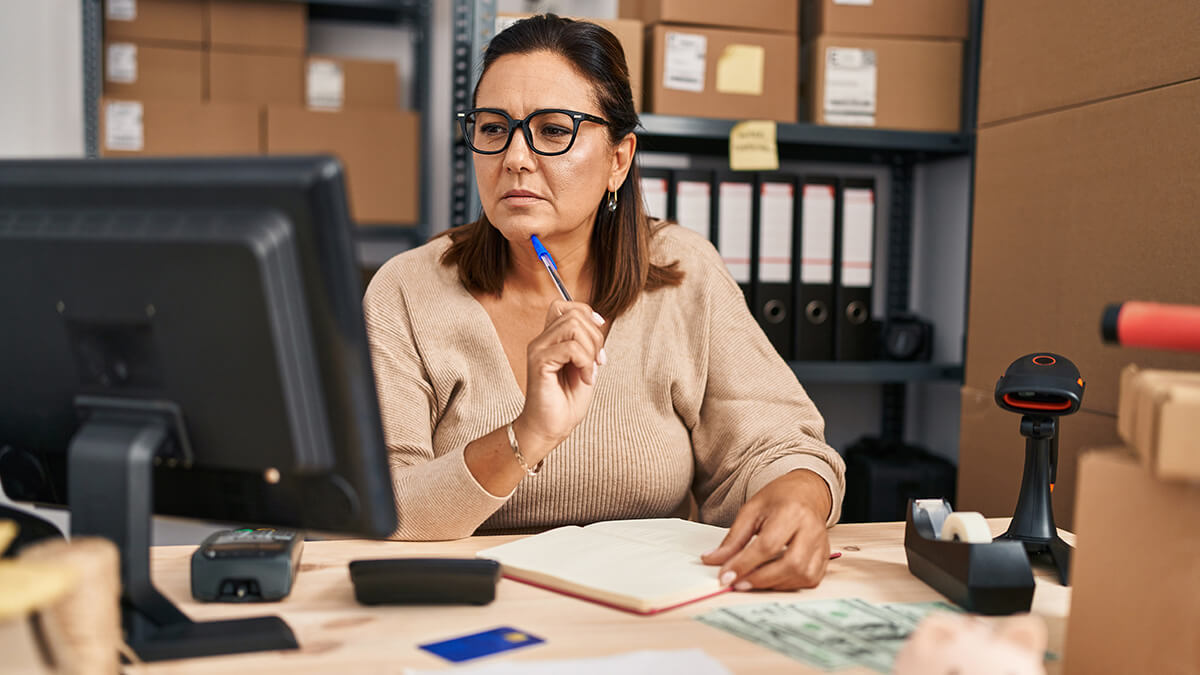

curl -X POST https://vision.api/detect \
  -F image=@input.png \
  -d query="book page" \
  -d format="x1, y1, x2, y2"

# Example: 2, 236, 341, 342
477, 522, 725, 612
582, 518, 728, 556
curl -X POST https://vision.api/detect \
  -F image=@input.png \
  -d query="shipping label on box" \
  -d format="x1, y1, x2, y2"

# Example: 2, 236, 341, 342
104, 100, 144, 152
106, 43, 138, 84
107, 0, 137, 21
307, 60, 345, 109
823, 47, 877, 126
664, 32, 707, 93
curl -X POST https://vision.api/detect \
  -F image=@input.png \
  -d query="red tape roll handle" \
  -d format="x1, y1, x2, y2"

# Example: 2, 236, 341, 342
1102, 302, 1200, 353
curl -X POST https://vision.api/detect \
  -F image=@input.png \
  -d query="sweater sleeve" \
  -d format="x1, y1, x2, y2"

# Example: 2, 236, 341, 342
362, 267, 511, 540
687, 251, 846, 528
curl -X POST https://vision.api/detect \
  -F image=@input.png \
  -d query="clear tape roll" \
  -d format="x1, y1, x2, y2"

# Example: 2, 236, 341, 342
938, 512, 992, 543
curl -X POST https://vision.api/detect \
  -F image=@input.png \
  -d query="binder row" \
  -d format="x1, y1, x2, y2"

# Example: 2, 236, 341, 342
640, 168, 877, 362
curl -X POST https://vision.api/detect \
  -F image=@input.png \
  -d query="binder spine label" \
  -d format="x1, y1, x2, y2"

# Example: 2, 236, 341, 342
801, 185, 836, 284
841, 188, 875, 288
641, 178, 669, 220
676, 180, 711, 240
824, 47, 877, 126
759, 182, 794, 283
718, 182, 753, 283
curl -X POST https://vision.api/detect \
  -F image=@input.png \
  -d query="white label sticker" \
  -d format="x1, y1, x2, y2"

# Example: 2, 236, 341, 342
641, 177, 669, 221
676, 180, 711, 240
834, 0, 873, 5
306, 60, 345, 109
106, 0, 137, 21
800, 184, 835, 284
718, 182, 753, 284
824, 47, 877, 126
106, 43, 137, 84
841, 187, 875, 287
104, 100, 144, 152
758, 182, 794, 283
664, 32, 707, 93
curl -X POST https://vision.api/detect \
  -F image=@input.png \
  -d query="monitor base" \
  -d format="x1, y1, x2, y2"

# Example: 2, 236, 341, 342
68, 400, 299, 662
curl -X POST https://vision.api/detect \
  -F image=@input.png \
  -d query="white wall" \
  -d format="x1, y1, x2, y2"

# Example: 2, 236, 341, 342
0, 0, 84, 157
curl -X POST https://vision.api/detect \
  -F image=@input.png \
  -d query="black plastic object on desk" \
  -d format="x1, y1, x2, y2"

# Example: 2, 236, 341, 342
904, 499, 1034, 616
191, 528, 303, 602
349, 558, 500, 606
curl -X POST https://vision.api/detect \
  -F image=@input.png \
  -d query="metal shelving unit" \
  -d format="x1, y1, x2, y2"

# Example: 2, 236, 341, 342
80, 0, 435, 265
449, 0, 982, 439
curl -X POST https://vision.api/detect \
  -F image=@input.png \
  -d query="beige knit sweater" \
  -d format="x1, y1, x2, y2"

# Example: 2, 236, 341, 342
363, 224, 846, 540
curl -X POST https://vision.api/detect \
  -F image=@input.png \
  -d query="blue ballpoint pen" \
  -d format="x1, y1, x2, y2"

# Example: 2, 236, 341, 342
530, 235, 573, 302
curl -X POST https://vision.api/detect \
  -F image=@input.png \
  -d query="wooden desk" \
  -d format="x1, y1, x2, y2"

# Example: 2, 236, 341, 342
133, 519, 1073, 674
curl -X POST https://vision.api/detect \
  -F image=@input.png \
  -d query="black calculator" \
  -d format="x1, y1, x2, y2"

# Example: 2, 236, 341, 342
191, 528, 303, 602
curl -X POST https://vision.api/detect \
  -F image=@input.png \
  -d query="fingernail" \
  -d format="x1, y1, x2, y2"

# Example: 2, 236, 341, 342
598, 347, 608, 365
592, 311, 605, 325
719, 571, 736, 586
734, 581, 752, 592
702, 548, 716, 558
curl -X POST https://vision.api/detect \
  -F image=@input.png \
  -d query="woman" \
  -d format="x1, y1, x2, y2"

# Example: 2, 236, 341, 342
363, 15, 845, 591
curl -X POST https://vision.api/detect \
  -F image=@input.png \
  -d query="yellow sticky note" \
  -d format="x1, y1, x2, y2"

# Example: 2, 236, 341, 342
715, 44, 765, 96
729, 120, 779, 171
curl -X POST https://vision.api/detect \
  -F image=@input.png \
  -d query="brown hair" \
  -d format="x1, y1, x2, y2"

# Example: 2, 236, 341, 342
439, 14, 683, 320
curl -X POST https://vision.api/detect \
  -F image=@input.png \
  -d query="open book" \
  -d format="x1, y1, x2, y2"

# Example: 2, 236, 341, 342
476, 518, 731, 615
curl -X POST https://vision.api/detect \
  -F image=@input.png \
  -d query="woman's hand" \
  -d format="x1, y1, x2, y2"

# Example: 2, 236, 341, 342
701, 470, 833, 591
512, 300, 607, 462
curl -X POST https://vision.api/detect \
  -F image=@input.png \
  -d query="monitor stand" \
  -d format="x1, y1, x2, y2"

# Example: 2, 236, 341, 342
68, 398, 299, 662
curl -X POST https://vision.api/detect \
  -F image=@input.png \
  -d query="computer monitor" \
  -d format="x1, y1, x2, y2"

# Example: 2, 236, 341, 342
0, 156, 398, 661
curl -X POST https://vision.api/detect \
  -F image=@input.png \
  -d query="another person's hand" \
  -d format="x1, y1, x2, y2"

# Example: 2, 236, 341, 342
513, 300, 607, 460
701, 470, 832, 591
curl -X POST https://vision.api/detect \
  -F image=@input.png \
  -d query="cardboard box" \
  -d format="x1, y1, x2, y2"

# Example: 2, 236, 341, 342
964, 78, 1200, 418
956, 385, 1119, 530
803, 0, 967, 39
978, 1, 1200, 126
495, 15, 644, 113
646, 25, 798, 123
1118, 365, 1200, 482
1063, 449, 1200, 675
305, 56, 399, 110
207, 0, 306, 53
208, 51, 303, 105
99, 98, 260, 157
804, 35, 962, 132
620, 0, 797, 34
104, 0, 204, 46
103, 41, 203, 101
265, 106, 419, 225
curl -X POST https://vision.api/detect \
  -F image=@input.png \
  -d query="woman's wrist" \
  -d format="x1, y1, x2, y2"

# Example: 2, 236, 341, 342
778, 469, 833, 522
510, 413, 560, 465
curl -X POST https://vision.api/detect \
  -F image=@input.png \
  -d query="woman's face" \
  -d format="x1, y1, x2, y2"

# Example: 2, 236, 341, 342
472, 51, 626, 243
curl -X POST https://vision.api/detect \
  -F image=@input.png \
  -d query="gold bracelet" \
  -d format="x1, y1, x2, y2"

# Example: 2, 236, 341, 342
506, 421, 544, 477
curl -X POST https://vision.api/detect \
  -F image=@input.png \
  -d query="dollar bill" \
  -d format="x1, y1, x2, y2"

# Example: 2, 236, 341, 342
695, 598, 960, 672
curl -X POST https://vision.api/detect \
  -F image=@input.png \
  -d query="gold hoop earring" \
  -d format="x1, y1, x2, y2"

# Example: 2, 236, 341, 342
606, 190, 618, 212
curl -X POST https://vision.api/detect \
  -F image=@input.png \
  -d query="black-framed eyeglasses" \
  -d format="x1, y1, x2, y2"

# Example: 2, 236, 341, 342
457, 108, 609, 156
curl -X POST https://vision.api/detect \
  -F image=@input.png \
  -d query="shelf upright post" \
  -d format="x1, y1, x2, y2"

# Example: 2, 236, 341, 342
82, 0, 102, 158
881, 153, 916, 442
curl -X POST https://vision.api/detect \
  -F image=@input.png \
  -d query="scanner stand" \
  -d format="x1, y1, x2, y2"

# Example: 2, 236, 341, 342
993, 415, 1073, 585
903, 499, 1035, 615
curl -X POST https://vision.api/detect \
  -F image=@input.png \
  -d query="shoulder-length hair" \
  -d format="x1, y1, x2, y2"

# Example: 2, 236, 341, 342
439, 14, 683, 320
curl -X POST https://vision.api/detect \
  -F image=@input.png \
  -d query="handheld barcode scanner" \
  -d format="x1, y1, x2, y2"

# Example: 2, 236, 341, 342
993, 353, 1085, 585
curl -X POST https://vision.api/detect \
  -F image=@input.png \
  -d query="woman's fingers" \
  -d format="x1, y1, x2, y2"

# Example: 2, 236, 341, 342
735, 529, 828, 591
532, 302, 606, 365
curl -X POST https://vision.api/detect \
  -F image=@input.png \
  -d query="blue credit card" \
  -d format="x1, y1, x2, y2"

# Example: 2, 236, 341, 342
418, 626, 545, 663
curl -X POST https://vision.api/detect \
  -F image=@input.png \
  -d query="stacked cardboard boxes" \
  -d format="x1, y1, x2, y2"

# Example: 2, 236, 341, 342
622, 0, 800, 123
801, 0, 966, 131
956, 0, 1200, 529
1064, 365, 1200, 673
100, 0, 421, 225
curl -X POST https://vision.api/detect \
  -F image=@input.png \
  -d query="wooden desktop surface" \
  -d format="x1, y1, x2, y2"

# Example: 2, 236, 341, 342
131, 519, 1073, 674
